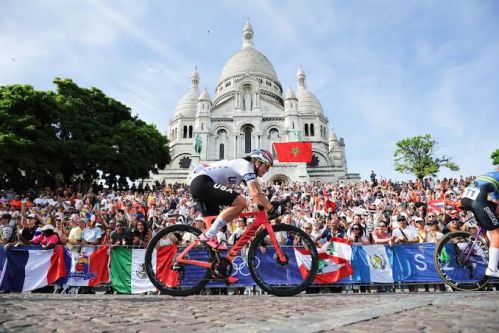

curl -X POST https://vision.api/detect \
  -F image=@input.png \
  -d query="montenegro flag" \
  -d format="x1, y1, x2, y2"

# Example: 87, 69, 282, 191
273, 142, 313, 163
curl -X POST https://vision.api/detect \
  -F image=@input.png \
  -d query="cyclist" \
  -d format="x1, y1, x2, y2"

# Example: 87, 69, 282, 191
188, 148, 274, 251
460, 169, 499, 278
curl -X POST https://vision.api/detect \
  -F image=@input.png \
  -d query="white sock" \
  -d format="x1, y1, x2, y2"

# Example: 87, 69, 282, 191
205, 217, 227, 238
488, 246, 499, 271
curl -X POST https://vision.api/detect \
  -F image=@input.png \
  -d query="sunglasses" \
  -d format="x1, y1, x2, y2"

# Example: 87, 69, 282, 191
352, 228, 361, 231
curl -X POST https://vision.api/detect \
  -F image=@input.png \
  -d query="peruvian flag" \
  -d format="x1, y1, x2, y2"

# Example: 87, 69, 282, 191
66, 246, 110, 286
273, 142, 313, 163
294, 237, 353, 284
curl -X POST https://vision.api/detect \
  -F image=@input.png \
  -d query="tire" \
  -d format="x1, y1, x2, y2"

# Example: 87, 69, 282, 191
248, 224, 319, 296
144, 224, 214, 296
434, 231, 490, 291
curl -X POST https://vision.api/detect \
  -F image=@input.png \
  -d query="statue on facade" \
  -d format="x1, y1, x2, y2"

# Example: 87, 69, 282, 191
194, 133, 202, 155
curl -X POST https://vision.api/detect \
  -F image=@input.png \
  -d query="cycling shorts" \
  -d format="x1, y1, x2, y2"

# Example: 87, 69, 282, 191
189, 175, 240, 216
460, 182, 499, 231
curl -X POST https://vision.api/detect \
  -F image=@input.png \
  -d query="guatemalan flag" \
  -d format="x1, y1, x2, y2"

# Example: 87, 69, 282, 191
355, 245, 394, 283
0, 246, 67, 292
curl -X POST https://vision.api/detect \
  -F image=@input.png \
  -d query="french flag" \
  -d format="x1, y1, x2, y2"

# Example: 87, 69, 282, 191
0, 246, 67, 292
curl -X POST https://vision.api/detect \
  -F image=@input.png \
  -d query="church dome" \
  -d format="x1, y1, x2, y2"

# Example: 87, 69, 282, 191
219, 48, 279, 83
296, 87, 323, 114
218, 20, 280, 85
295, 66, 323, 115
285, 87, 297, 99
174, 67, 200, 117
199, 88, 211, 101
175, 90, 199, 116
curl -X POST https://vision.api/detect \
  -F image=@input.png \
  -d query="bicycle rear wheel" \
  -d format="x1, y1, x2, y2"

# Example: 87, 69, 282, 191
144, 224, 214, 296
434, 231, 490, 291
248, 224, 319, 296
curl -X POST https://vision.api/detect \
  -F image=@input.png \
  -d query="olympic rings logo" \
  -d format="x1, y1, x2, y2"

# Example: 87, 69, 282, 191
231, 256, 260, 276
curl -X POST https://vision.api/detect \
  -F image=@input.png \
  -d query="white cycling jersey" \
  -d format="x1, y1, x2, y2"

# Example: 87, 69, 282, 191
188, 159, 256, 186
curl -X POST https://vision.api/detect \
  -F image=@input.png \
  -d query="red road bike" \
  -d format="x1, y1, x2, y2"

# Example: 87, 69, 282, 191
144, 203, 319, 296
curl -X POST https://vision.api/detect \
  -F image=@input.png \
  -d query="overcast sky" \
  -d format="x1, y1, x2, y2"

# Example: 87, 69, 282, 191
1, 0, 498, 180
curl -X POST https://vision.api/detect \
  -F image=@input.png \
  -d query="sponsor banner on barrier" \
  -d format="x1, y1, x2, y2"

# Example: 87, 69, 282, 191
392, 243, 442, 282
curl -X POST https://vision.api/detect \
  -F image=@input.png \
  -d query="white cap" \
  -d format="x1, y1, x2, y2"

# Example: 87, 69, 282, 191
41, 224, 54, 231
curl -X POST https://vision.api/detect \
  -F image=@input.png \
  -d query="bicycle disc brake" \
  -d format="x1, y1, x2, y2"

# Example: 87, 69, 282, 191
211, 258, 233, 279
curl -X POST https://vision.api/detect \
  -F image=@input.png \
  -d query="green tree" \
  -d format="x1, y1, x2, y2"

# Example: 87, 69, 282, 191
0, 79, 170, 191
54, 78, 170, 188
492, 149, 499, 165
394, 134, 459, 181
0, 85, 60, 189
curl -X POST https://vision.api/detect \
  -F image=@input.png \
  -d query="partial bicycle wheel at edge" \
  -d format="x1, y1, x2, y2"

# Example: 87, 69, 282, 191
434, 231, 490, 291
248, 224, 319, 296
144, 224, 214, 296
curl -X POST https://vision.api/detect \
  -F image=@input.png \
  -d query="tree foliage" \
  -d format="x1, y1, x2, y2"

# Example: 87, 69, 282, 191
394, 134, 459, 181
0, 79, 170, 190
492, 149, 499, 166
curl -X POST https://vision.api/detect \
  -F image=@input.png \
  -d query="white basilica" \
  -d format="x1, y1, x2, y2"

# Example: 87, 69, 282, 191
155, 21, 359, 184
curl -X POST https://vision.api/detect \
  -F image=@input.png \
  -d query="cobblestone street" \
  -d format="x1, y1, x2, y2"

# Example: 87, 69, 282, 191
0, 291, 497, 332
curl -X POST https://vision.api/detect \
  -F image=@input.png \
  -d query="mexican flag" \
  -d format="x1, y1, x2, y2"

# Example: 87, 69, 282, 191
294, 237, 353, 284
66, 246, 109, 286
273, 142, 313, 163
110, 246, 178, 294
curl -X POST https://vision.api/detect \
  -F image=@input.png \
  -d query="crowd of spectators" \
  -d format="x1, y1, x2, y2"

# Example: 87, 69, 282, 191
1, 175, 480, 254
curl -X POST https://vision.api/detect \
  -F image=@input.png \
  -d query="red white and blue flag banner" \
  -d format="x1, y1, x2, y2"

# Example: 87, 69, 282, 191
427, 200, 445, 214
0, 246, 67, 292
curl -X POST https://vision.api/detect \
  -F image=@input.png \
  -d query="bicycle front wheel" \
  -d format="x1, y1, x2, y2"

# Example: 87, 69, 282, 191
434, 231, 490, 291
145, 224, 214, 296
248, 224, 319, 296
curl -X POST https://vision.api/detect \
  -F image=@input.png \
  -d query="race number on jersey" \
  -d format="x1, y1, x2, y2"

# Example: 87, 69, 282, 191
463, 187, 480, 200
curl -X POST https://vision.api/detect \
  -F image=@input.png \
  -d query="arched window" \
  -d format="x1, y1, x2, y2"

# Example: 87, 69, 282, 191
219, 143, 225, 160
304, 124, 309, 137
243, 125, 252, 153
269, 128, 279, 140
183, 126, 187, 138
189, 126, 193, 138
310, 124, 315, 137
